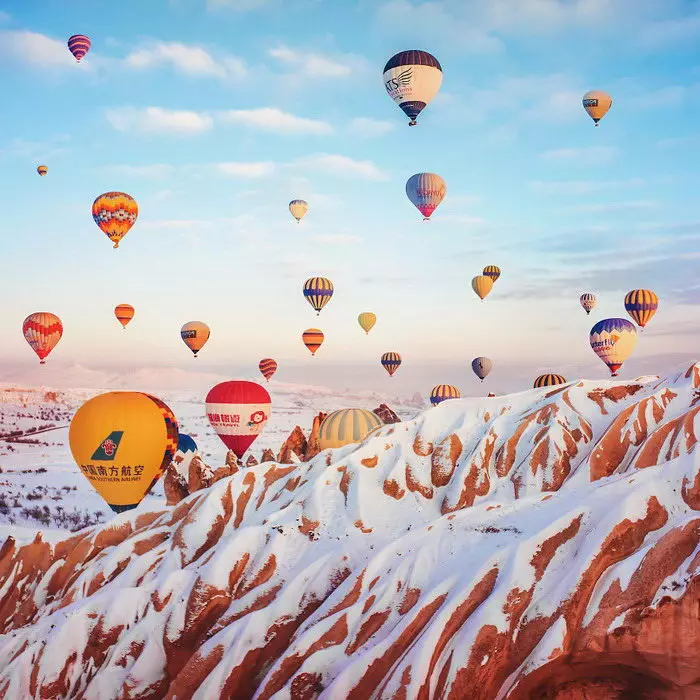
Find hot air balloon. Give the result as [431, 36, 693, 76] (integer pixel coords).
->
[206, 380, 271, 459]
[590, 318, 638, 376]
[69, 391, 178, 513]
[67, 34, 91, 62]
[319, 408, 384, 450]
[383, 50, 443, 126]
[534, 374, 567, 388]
[381, 351, 401, 377]
[358, 312, 377, 335]
[115, 304, 135, 329]
[92, 192, 138, 249]
[289, 199, 308, 223]
[624, 289, 658, 328]
[582, 90, 612, 126]
[176, 433, 198, 457]
[180, 321, 210, 358]
[472, 275, 493, 300]
[23, 312, 63, 364]
[37, 165, 48, 177]
[430, 385, 461, 406]
[580, 293, 597, 315]
[259, 358, 278, 382]
[483, 265, 501, 283]
[406, 173, 446, 220]
[471, 357, 492, 381]
[303, 277, 334, 315]
[302, 328, 324, 356]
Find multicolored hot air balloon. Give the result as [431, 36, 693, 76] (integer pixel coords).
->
[383, 50, 443, 126]
[580, 293, 597, 315]
[624, 289, 658, 328]
[319, 408, 383, 450]
[302, 328, 324, 356]
[37, 165, 48, 177]
[303, 277, 334, 315]
[472, 275, 493, 300]
[173, 433, 198, 476]
[289, 199, 308, 223]
[180, 321, 210, 358]
[67, 34, 91, 62]
[471, 356, 492, 381]
[358, 312, 377, 335]
[590, 318, 638, 376]
[430, 384, 461, 406]
[259, 358, 278, 382]
[483, 265, 501, 283]
[92, 192, 138, 249]
[582, 90, 612, 126]
[176, 433, 197, 457]
[406, 173, 446, 220]
[534, 374, 567, 388]
[206, 380, 271, 459]
[114, 304, 135, 329]
[69, 391, 178, 513]
[23, 312, 63, 364]
[381, 352, 402, 377]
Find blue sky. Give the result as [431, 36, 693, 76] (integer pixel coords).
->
[0, 0, 698, 394]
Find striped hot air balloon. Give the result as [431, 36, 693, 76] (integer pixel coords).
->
[23, 312, 63, 364]
[358, 312, 377, 335]
[180, 321, 210, 358]
[289, 199, 308, 223]
[406, 173, 446, 220]
[472, 275, 493, 300]
[483, 265, 501, 283]
[381, 352, 402, 377]
[92, 192, 138, 248]
[37, 165, 48, 176]
[534, 374, 567, 388]
[624, 289, 658, 328]
[259, 358, 278, 382]
[580, 293, 597, 315]
[319, 408, 384, 450]
[114, 304, 135, 329]
[302, 328, 324, 356]
[303, 277, 334, 315]
[582, 90, 612, 126]
[67, 34, 91, 62]
[430, 384, 461, 406]
[590, 318, 638, 376]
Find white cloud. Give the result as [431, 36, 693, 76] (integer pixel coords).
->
[293, 154, 388, 180]
[218, 107, 333, 134]
[217, 161, 276, 178]
[311, 233, 362, 244]
[124, 41, 246, 79]
[0, 11, 10, 22]
[0, 30, 75, 68]
[269, 45, 354, 78]
[103, 164, 175, 179]
[207, 0, 270, 9]
[0, 135, 71, 161]
[563, 200, 658, 214]
[106, 107, 213, 134]
[529, 178, 644, 195]
[540, 146, 620, 165]
[347, 118, 395, 137]
[635, 12, 700, 48]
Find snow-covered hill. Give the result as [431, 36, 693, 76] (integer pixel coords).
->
[0, 363, 698, 698]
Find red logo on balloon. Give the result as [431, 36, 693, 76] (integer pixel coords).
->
[248, 410, 266, 425]
[102, 439, 116, 456]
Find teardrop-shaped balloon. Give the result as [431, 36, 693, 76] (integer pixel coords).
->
[580, 293, 597, 315]
[115, 304, 135, 329]
[383, 50, 443, 126]
[259, 358, 278, 382]
[180, 321, 210, 357]
[37, 165, 48, 176]
[624, 289, 658, 328]
[319, 409, 384, 450]
[406, 173, 446, 220]
[472, 275, 493, 300]
[303, 277, 334, 315]
[381, 351, 401, 377]
[358, 312, 377, 335]
[302, 328, 324, 356]
[430, 384, 460, 406]
[582, 90, 612, 126]
[67, 34, 91, 62]
[483, 265, 500, 283]
[206, 380, 271, 459]
[23, 312, 63, 364]
[471, 357, 492, 381]
[69, 391, 178, 513]
[92, 192, 138, 249]
[289, 199, 308, 223]
[589, 318, 637, 376]
[533, 374, 567, 388]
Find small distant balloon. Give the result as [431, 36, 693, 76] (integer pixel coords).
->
[319, 408, 384, 450]
[114, 304, 135, 329]
[358, 312, 377, 335]
[67, 34, 91, 62]
[180, 321, 210, 358]
[302, 328, 324, 356]
[590, 318, 638, 376]
[580, 293, 597, 315]
[430, 384, 460, 406]
[471, 357, 492, 381]
[534, 374, 567, 388]
[92, 192, 138, 249]
[472, 275, 494, 300]
[259, 358, 278, 382]
[624, 289, 658, 328]
[381, 351, 401, 377]
[582, 90, 612, 126]
[37, 165, 48, 176]
[289, 199, 308, 223]
[483, 265, 501, 283]
[303, 277, 334, 315]
[23, 312, 63, 364]
[406, 173, 446, 220]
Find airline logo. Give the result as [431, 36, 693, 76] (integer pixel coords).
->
[91, 431, 125, 461]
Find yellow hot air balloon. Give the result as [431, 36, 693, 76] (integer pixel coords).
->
[472, 275, 493, 300]
[358, 312, 377, 335]
[483, 265, 500, 283]
[37, 165, 48, 176]
[533, 374, 567, 388]
[115, 304, 135, 329]
[302, 328, 324, 356]
[92, 192, 138, 249]
[590, 318, 638, 376]
[303, 277, 334, 315]
[624, 289, 658, 328]
[319, 408, 384, 450]
[69, 391, 178, 513]
[181, 321, 210, 357]
[582, 90, 612, 126]
[289, 199, 308, 223]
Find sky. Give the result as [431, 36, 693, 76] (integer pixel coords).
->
[0, 0, 698, 397]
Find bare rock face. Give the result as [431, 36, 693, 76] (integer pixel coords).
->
[373, 403, 400, 424]
[245, 454, 258, 467]
[163, 463, 189, 506]
[305, 411, 327, 460]
[278, 425, 308, 464]
[1, 363, 699, 698]
[187, 455, 215, 493]
[260, 448, 276, 463]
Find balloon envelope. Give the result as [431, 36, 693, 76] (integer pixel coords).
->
[471, 357, 492, 380]
[381, 351, 402, 377]
[115, 304, 135, 328]
[69, 391, 178, 513]
[289, 199, 308, 223]
[176, 433, 197, 456]
[580, 293, 597, 315]
[181, 321, 210, 357]
[472, 275, 494, 300]
[406, 173, 446, 220]
[534, 374, 567, 388]
[23, 312, 63, 364]
[589, 318, 638, 376]
[67, 34, 91, 62]
[319, 408, 383, 450]
[483, 265, 500, 283]
[624, 289, 658, 328]
[259, 358, 278, 381]
[92, 192, 138, 248]
[430, 385, 460, 406]
[358, 312, 377, 334]
[37, 165, 48, 176]
[582, 90, 612, 125]
[302, 328, 324, 355]
[303, 277, 334, 315]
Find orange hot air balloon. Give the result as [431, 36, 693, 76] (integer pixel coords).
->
[115, 304, 135, 329]
[181, 321, 210, 357]
[303, 328, 324, 356]
[37, 165, 48, 176]
[472, 275, 493, 300]
[259, 358, 278, 381]
[92, 192, 138, 248]
[582, 90, 612, 126]
[23, 312, 63, 364]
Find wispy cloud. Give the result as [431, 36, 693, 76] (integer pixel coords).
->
[563, 200, 658, 214]
[0, 135, 71, 161]
[219, 107, 333, 134]
[217, 161, 276, 178]
[0, 30, 75, 68]
[269, 45, 366, 78]
[529, 178, 644, 195]
[101, 164, 175, 179]
[293, 154, 388, 181]
[540, 146, 620, 165]
[207, 0, 271, 9]
[311, 233, 363, 244]
[347, 117, 395, 137]
[0, 11, 10, 22]
[105, 107, 213, 134]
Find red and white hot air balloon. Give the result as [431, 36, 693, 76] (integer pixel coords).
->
[205, 380, 271, 459]
[23, 312, 63, 364]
